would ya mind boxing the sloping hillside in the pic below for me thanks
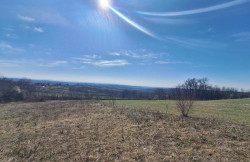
[0,100,249,161]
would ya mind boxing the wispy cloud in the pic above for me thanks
[0,60,21,68]
[72,53,130,67]
[18,14,35,22]
[155,60,190,65]
[0,59,68,68]
[84,54,101,59]
[22,25,44,33]
[72,55,101,61]
[93,60,129,67]
[167,36,226,49]
[82,59,129,67]
[0,59,36,68]
[0,42,24,54]
[109,49,159,59]
[18,7,70,27]
[72,66,85,70]
[39,61,68,67]
[23,25,31,29]
[5,33,18,39]
[109,52,121,56]
[142,17,194,25]
[138,0,250,16]
[73,56,129,67]
[72,54,101,64]
[124,51,157,59]
[232,32,250,42]
[34,27,44,33]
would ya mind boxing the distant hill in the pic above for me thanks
[5,77,170,93]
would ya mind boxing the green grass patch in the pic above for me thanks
[113,98,250,126]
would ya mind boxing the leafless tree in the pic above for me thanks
[175,79,196,117]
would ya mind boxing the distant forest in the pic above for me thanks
[0,77,249,103]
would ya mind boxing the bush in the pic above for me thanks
[175,79,196,117]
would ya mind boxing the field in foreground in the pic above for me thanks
[114,98,250,126]
[0,100,249,161]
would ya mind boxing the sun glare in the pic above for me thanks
[99,0,111,10]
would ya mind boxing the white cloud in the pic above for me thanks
[0,42,24,54]
[72,57,92,64]
[73,57,129,67]
[73,54,129,67]
[39,61,68,67]
[124,51,157,59]
[109,52,121,56]
[108,50,166,66]
[34,27,44,33]
[232,32,250,42]
[93,60,129,67]
[72,54,101,61]
[109,50,159,59]
[18,15,35,22]
[155,60,191,65]
[155,61,182,64]
[84,54,101,59]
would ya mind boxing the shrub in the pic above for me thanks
[175,79,196,117]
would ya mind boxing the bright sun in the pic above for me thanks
[99,0,111,10]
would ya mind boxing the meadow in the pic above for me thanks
[0,99,249,161]
[114,98,250,126]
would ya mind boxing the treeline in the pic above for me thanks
[160,78,250,100]
[0,78,249,103]
[122,78,250,100]
[0,78,36,102]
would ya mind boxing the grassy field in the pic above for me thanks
[0,100,249,161]
[114,98,250,126]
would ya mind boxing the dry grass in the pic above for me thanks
[0,100,249,161]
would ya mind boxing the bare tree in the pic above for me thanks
[175,79,196,117]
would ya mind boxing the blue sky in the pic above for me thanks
[0,0,250,89]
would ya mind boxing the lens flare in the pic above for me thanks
[99,0,111,10]
[98,0,160,40]
[109,6,157,39]
[137,0,250,17]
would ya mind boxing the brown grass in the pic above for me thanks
[0,100,249,161]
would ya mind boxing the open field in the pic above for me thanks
[114,98,250,126]
[0,100,249,161]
